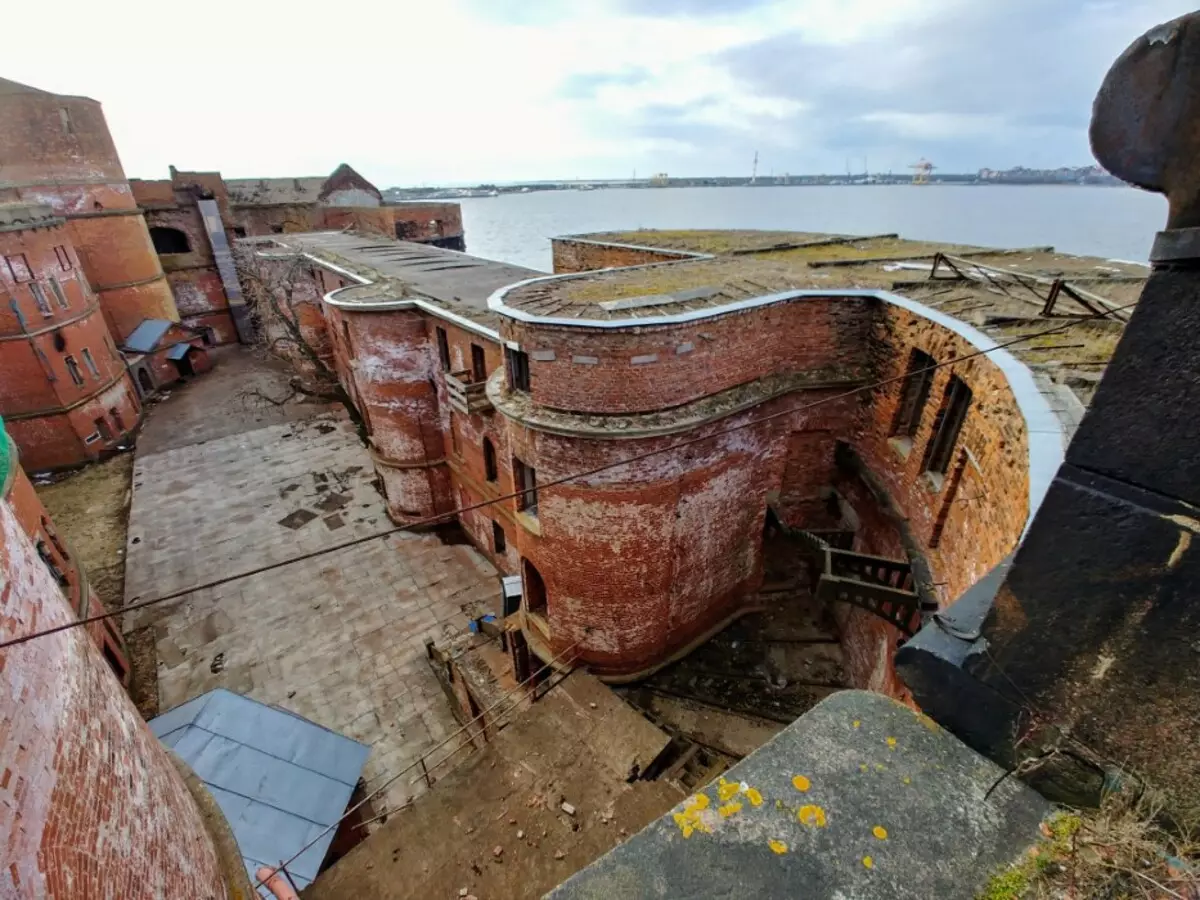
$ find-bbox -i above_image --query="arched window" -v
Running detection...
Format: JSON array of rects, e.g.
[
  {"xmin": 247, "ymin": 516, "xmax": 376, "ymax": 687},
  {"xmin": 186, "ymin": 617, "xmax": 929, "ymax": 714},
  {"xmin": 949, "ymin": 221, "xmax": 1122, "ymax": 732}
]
[
  {"xmin": 149, "ymin": 226, "xmax": 191, "ymax": 254},
  {"xmin": 522, "ymin": 558, "xmax": 547, "ymax": 615},
  {"xmin": 483, "ymin": 437, "xmax": 498, "ymax": 482}
]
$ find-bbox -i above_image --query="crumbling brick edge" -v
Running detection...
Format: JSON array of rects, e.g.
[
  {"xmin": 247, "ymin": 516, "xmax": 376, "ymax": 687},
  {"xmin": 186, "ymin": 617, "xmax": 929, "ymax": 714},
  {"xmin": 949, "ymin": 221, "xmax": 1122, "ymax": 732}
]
[{"xmin": 167, "ymin": 750, "xmax": 258, "ymax": 900}]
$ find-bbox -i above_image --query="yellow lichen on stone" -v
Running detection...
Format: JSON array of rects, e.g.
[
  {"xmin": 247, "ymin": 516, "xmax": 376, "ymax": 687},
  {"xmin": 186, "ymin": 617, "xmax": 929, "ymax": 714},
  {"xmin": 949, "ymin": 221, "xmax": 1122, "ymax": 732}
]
[
  {"xmin": 744, "ymin": 787, "xmax": 764, "ymax": 807},
  {"xmin": 797, "ymin": 805, "xmax": 828, "ymax": 828},
  {"xmin": 887, "ymin": 737, "xmax": 898, "ymax": 750},
  {"xmin": 873, "ymin": 826, "xmax": 888, "ymax": 840},
  {"xmin": 717, "ymin": 778, "xmax": 740, "ymax": 802},
  {"xmin": 792, "ymin": 775, "xmax": 811, "ymax": 792},
  {"xmin": 718, "ymin": 801, "xmax": 743, "ymax": 818},
  {"xmin": 863, "ymin": 856, "xmax": 875, "ymax": 869},
  {"xmin": 673, "ymin": 793, "xmax": 714, "ymax": 838},
  {"xmin": 768, "ymin": 839, "xmax": 788, "ymax": 855}
]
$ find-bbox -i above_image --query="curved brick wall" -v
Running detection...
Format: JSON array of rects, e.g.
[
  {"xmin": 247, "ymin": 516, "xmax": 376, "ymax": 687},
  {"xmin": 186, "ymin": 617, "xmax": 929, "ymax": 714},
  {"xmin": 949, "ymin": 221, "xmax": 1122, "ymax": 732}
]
[
  {"xmin": 505, "ymin": 391, "xmax": 859, "ymax": 677},
  {"xmin": 0, "ymin": 216, "xmax": 140, "ymax": 471},
  {"xmin": 506, "ymin": 296, "xmax": 872, "ymax": 415},
  {"xmin": 551, "ymin": 238, "xmax": 695, "ymax": 274},
  {"xmin": 332, "ymin": 306, "xmax": 454, "ymax": 522},
  {"xmin": 0, "ymin": 84, "xmax": 178, "ymax": 341},
  {"xmin": 494, "ymin": 295, "xmax": 1042, "ymax": 685},
  {"xmin": 0, "ymin": 431, "xmax": 227, "ymax": 898}
]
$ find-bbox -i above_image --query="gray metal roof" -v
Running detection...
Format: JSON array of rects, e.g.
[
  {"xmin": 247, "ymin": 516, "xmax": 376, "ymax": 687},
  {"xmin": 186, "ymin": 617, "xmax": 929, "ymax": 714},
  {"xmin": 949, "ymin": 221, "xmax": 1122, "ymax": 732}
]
[
  {"xmin": 150, "ymin": 688, "xmax": 369, "ymax": 894},
  {"xmin": 123, "ymin": 318, "xmax": 174, "ymax": 353}
]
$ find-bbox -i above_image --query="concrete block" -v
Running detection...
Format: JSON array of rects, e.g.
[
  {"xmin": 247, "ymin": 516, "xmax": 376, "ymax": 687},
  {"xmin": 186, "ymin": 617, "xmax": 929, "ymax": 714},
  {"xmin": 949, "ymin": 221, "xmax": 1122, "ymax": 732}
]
[{"xmin": 551, "ymin": 691, "xmax": 1049, "ymax": 900}]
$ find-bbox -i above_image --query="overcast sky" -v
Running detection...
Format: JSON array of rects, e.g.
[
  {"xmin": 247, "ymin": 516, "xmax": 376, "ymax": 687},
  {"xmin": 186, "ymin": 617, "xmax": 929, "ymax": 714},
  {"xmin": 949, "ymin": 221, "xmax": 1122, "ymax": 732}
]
[{"xmin": 5, "ymin": 0, "xmax": 1193, "ymax": 185}]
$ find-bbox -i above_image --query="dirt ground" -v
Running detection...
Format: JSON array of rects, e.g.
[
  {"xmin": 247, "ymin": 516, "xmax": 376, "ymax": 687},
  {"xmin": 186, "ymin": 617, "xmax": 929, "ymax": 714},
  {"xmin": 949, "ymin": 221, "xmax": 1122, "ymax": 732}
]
[
  {"xmin": 36, "ymin": 452, "xmax": 134, "ymax": 612},
  {"xmin": 307, "ymin": 672, "xmax": 683, "ymax": 900}
]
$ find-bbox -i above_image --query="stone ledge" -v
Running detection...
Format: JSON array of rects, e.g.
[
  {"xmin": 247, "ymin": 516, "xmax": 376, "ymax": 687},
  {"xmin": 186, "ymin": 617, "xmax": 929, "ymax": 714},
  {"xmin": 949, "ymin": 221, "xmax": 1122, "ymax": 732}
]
[
  {"xmin": 489, "ymin": 369, "xmax": 868, "ymax": 440},
  {"xmin": 550, "ymin": 690, "xmax": 1049, "ymax": 900}
]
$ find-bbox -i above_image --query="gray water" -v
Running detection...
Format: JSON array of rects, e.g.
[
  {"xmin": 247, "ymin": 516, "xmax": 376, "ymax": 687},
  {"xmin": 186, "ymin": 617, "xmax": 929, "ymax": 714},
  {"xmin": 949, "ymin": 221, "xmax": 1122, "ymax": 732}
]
[{"xmin": 458, "ymin": 185, "xmax": 1166, "ymax": 273}]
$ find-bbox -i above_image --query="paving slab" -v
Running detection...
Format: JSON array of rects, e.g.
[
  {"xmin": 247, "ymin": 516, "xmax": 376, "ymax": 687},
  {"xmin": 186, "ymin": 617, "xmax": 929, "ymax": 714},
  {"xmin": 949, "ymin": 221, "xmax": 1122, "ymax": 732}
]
[{"xmin": 124, "ymin": 384, "xmax": 503, "ymax": 815}]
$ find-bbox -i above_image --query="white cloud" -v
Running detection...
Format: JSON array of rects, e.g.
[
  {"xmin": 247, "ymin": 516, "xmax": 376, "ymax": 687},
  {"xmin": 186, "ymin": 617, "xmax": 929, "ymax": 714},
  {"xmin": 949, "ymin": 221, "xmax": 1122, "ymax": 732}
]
[{"xmin": 2, "ymin": 0, "xmax": 1192, "ymax": 182}]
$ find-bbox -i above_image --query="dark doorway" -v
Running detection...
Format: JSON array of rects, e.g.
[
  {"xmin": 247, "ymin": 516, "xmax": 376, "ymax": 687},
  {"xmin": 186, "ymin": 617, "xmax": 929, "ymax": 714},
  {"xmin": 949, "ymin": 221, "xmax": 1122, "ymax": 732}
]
[
  {"xmin": 137, "ymin": 368, "xmax": 154, "ymax": 394},
  {"xmin": 149, "ymin": 226, "xmax": 191, "ymax": 254},
  {"xmin": 172, "ymin": 351, "xmax": 195, "ymax": 378},
  {"xmin": 471, "ymin": 343, "xmax": 487, "ymax": 383},
  {"xmin": 522, "ymin": 558, "xmax": 547, "ymax": 615}
]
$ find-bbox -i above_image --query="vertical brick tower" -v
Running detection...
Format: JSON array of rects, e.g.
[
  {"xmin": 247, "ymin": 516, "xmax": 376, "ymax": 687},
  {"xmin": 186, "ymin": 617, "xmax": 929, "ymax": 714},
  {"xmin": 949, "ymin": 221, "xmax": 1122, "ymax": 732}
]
[
  {"xmin": 0, "ymin": 77, "xmax": 179, "ymax": 342},
  {"xmin": 0, "ymin": 418, "xmax": 229, "ymax": 898},
  {"xmin": 0, "ymin": 203, "xmax": 140, "ymax": 470}
]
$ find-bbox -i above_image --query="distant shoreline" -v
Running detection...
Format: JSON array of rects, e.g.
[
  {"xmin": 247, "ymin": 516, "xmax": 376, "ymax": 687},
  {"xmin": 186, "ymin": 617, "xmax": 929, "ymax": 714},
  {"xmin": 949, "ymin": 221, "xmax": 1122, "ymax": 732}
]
[{"xmin": 387, "ymin": 180, "xmax": 1129, "ymax": 201}]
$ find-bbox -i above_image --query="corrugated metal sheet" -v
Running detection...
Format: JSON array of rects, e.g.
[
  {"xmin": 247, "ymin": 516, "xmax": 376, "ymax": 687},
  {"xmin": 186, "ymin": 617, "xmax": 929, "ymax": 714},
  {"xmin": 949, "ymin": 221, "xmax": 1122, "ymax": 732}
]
[
  {"xmin": 123, "ymin": 318, "xmax": 173, "ymax": 353},
  {"xmin": 150, "ymin": 689, "xmax": 369, "ymax": 894}
]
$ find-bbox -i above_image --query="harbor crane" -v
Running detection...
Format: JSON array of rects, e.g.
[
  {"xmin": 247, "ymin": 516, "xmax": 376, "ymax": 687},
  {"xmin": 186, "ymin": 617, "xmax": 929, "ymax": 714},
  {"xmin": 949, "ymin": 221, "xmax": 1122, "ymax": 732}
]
[{"xmin": 909, "ymin": 158, "xmax": 936, "ymax": 185}]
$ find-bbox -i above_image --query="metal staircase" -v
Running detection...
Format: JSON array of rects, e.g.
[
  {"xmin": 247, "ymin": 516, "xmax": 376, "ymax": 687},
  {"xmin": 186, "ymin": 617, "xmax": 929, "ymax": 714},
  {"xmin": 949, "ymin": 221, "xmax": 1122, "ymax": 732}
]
[{"xmin": 779, "ymin": 521, "xmax": 924, "ymax": 636}]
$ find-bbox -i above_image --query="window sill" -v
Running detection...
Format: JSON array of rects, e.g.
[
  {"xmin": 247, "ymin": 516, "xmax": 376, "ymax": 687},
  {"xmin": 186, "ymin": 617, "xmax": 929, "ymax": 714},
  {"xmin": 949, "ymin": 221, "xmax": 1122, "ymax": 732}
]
[
  {"xmin": 921, "ymin": 471, "xmax": 946, "ymax": 494},
  {"xmin": 515, "ymin": 509, "xmax": 542, "ymax": 536},
  {"xmin": 888, "ymin": 436, "xmax": 913, "ymax": 460}
]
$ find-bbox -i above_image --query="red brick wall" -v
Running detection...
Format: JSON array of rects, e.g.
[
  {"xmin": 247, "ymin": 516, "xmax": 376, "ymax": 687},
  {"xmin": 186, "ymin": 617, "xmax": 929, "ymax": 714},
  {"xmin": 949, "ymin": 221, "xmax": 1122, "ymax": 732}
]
[
  {"xmin": 389, "ymin": 203, "xmax": 464, "ymax": 243},
  {"xmin": 0, "ymin": 86, "xmax": 178, "ymax": 342},
  {"xmin": 506, "ymin": 297, "xmax": 871, "ymax": 415},
  {"xmin": 6, "ymin": 455, "xmax": 129, "ymax": 676},
  {"xmin": 552, "ymin": 239, "xmax": 695, "ymax": 274},
  {"xmin": 308, "ymin": 249, "xmax": 1040, "ymax": 686},
  {"xmin": 502, "ymin": 390, "xmax": 858, "ymax": 676},
  {"xmin": 0, "ymin": 220, "xmax": 140, "ymax": 470},
  {"xmin": 1, "ymin": 461, "xmax": 226, "ymax": 898}
]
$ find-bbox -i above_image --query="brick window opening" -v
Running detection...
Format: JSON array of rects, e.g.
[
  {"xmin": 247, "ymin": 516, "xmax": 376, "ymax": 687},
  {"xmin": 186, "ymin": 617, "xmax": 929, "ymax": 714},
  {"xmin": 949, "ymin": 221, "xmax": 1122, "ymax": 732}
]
[
  {"xmin": 149, "ymin": 226, "xmax": 191, "ymax": 254},
  {"xmin": 36, "ymin": 348, "xmax": 56, "ymax": 381},
  {"xmin": 922, "ymin": 375, "xmax": 972, "ymax": 476},
  {"xmin": 5, "ymin": 253, "xmax": 31, "ymax": 283},
  {"xmin": 110, "ymin": 406, "xmax": 125, "ymax": 432},
  {"xmin": 450, "ymin": 421, "xmax": 460, "ymax": 456},
  {"xmin": 506, "ymin": 346, "xmax": 531, "ymax": 392},
  {"xmin": 30, "ymin": 282, "xmax": 51, "ymax": 317},
  {"xmin": 49, "ymin": 277, "xmax": 69, "ymax": 309},
  {"xmin": 36, "ymin": 540, "xmax": 68, "ymax": 586},
  {"xmin": 54, "ymin": 245, "xmax": 72, "ymax": 270},
  {"xmin": 435, "ymin": 326, "xmax": 451, "ymax": 372},
  {"xmin": 341, "ymin": 321, "xmax": 354, "ymax": 355},
  {"xmin": 892, "ymin": 348, "xmax": 936, "ymax": 438},
  {"xmin": 523, "ymin": 558, "xmax": 547, "ymax": 614},
  {"xmin": 270, "ymin": 225, "xmax": 284, "ymax": 234},
  {"xmin": 513, "ymin": 457, "xmax": 538, "ymax": 515},
  {"xmin": 232, "ymin": 226, "xmax": 247, "ymax": 238},
  {"xmin": 471, "ymin": 343, "xmax": 487, "ymax": 383},
  {"xmin": 492, "ymin": 521, "xmax": 506, "ymax": 554},
  {"xmin": 65, "ymin": 355, "xmax": 84, "ymax": 386},
  {"xmin": 81, "ymin": 348, "xmax": 100, "ymax": 378},
  {"xmin": 102, "ymin": 643, "xmax": 128, "ymax": 683},
  {"xmin": 483, "ymin": 437, "xmax": 498, "ymax": 482},
  {"xmin": 94, "ymin": 416, "xmax": 113, "ymax": 442}
]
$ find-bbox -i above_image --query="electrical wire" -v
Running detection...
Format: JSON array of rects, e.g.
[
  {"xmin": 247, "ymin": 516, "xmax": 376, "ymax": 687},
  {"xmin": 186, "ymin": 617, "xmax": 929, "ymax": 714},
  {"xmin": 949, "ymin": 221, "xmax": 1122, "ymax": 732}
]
[
  {"xmin": 0, "ymin": 300, "xmax": 1136, "ymax": 654},
  {"xmin": 254, "ymin": 636, "xmax": 585, "ymax": 891}
]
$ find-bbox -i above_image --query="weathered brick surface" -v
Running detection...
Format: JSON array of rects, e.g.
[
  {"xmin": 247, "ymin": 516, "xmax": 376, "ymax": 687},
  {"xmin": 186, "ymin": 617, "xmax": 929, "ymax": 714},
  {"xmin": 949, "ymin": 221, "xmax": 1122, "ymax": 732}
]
[
  {"xmin": 1, "ymin": 462, "xmax": 225, "ymax": 899},
  {"xmin": 0, "ymin": 217, "xmax": 140, "ymax": 470},
  {"xmin": 552, "ymin": 238, "xmax": 694, "ymax": 274},
  {"xmin": 306, "ymin": 242, "xmax": 1038, "ymax": 687},
  {"xmin": 506, "ymin": 297, "xmax": 871, "ymax": 414},
  {"xmin": 5, "ymin": 448, "xmax": 129, "ymax": 674},
  {"xmin": 0, "ymin": 83, "xmax": 180, "ymax": 342}
]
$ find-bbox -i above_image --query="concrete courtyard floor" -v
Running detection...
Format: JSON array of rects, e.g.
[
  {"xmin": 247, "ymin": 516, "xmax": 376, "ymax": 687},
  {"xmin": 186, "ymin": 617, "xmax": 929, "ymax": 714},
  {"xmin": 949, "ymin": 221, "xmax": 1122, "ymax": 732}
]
[{"xmin": 123, "ymin": 348, "xmax": 503, "ymax": 813}]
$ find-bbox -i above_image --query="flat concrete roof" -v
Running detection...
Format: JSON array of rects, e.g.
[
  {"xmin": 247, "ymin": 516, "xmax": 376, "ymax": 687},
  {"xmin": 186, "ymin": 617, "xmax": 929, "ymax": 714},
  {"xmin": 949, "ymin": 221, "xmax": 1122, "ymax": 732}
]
[{"xmin": 273, "ymin": 231, "xmax": 540, "ymax": 331}]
